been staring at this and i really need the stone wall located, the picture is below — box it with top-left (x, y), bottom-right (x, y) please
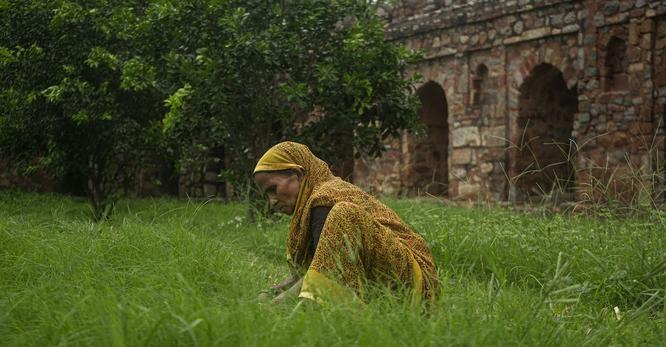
top-left (354, 0), bottom-right (666, 203)
top-left (0, 161), bottom-right (56, 193)
top-left (177, 155), bottom-right (228, 200)
top-left (353, 137), bottom-right (404, 195)
top-left (0, 157), bottom-right (212, 199)
top-left (656, 18), bottom-right (666, 199)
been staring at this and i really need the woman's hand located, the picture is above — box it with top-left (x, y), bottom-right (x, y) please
top-left (271, 274), bottom-right (299, 292)
top-left (271, 277), bottom-right (304, 304)
top-left (257, 274), bottom-right (301, 303)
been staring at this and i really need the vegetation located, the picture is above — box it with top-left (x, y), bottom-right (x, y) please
top-left (0, 0), bottom-right (166, 219)
top-left (158, 0), bottom-right (421, 180)
top-left (1, 190), bottom-right (664, 346)
top-left (0, 0), bottom-right (421, 219)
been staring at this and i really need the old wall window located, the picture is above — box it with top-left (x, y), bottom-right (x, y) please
top-left (472, 64), bottom-right (488, 106)
top-left (605, 36), bottom-right (628, 91)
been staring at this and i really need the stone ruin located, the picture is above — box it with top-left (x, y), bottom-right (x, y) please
top-left (353, 0), bottom-right (666, 204)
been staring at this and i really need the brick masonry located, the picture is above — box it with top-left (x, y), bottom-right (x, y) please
top-left (354, 0), bottom-right (666, 203)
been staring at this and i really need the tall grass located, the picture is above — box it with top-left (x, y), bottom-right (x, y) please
top-left (1, 190), bottom-right (664, 346)
top-left (500, 120), bottom-right (666, 214)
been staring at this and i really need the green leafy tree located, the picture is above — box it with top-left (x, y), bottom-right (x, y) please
top-left (1, 0), bottom-right (421, 218)
top-left (159, 0), bottom-right (421, 190)
top-left (0, 0), bottom-right (165, 219)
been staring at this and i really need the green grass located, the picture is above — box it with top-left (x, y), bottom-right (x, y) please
top-left (1, 190), bottom-right (664, 346)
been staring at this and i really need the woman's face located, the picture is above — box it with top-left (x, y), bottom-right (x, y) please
top-left (254, 171), bottom-right (302, 215)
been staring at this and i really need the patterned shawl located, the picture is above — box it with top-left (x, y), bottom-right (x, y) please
top-left (254, 141), bottom-right (439, 295)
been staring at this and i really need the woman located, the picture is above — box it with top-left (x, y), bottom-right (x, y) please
top-left (254, 141), bottom-right (439, 304)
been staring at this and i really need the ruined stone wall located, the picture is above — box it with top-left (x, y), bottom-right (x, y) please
top-left (0, 157), bottom-right (209, 199)
top-left (355, 0), bottom-right (666, 203)
top-left (0, 161), bottom-right (56, 193)
top-left (353, 137), bottom-right (404, 195)
top-left (575, 1), bottom-right (665, 204)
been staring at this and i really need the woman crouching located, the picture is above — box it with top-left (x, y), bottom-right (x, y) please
top-left (254, 141), bottom-right (439, 304)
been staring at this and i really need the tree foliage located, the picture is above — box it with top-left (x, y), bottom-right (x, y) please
top-left (1, 0), bottom-right (421, 218)
top-left (1, 0), bottom-right (166, 219)
top-left (159, 0), bottom-right (421, 185)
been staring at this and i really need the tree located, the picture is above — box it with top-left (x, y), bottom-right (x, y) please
top-left (159, 0), bottom-right (421, 191)
top-left (1, 0), bottom-right (421, 218)
top-left (0, 0), bottom-right (165, 219)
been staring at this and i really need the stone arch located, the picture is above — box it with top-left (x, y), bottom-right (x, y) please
top-left (404, 80), bottom-right (449, 195)
top-left (604, 36), bottom-right (628, 91)
top-left (512, 63), bottom-right (577, 202)
top-left (514, 52), bottom-right (578, 90)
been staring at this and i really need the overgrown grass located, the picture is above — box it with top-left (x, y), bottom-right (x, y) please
top-left (1, 190), bottom-right (664, 346)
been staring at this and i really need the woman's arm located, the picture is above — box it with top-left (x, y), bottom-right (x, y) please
top-left (257, 274), bottom-right (300, 303)
top-left (271, 277), bottom-right (304, 304)
top-left (259, 206), bottom-right (330, 303)
top-left (271, 274), bottom-right (299, 292)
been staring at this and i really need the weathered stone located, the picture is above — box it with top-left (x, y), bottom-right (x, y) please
top-left (629, 62), bottom-right (644, 73)
top-left (470, 34), bottom-right (479, 45)
top-left (607, 150), bottom-right (627, 163)
top-left (451, 148), bottom-right (473, 165)
top-left (577, 9), bottom-right (588, 21)
top-left (629, 23), bottom-right (640, 45)
top-left (641, 34), bottom-right (652, 49)
top-left (458, 183), bottom-right (481, 197)
top-left (450, 167), bottom-right (467, 180)
top-left (596, 123), bottom-right (607, 132)
top-left (584, 34), bottom-right (597, 45)
top-left (481, 126), bottom-right (506, 147)
top-left (562, 24), bottom-right (580, 34)
top-left (513, 20), bottom-right (524, 35)
top-left (594, 12), bottom-right (605, 26)
top-left (607, 13), bottom-right (629, 25)
top-left (585, 67), bottom-right (599, 77)
top-left (521, 28), bottom-right (551, 41)
top-left (533, 17), bottom-right (545, 28)
top-left (586, 80), bottom-right (600, 91)
top-left (452, 126), bottom-right (480, 147)
top-left (603, 1), bottom-right (620, 16)
top-left (550, 14), bottom-right (563, 26)
top-left (480, 162), bottom-right (494, 174)
top-left (656, 38), bottom-right (666, 50)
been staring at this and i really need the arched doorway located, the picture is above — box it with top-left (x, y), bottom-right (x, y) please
top-left (514, 63), bottom-right (577, 202)
top-left (405, 81), bottom-right (449, 195)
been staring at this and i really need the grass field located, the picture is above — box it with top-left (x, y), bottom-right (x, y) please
top-left (1, 190), bottom-right (665, 346)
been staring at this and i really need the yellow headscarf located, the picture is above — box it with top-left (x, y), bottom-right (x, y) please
top-left (253, 146), bottom-right (306, 174)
